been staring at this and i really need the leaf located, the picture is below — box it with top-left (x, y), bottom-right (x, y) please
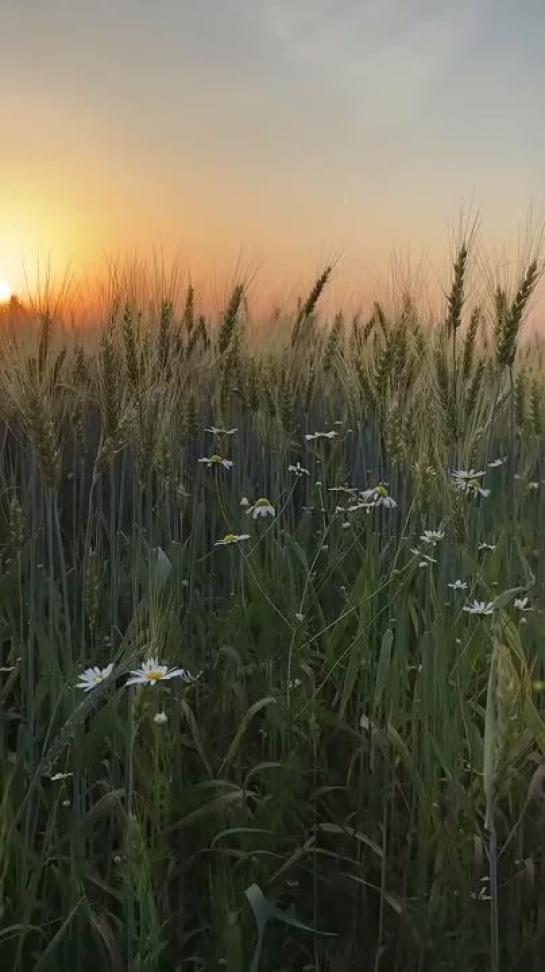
top-left (317, 821), bottom-right (383, 859)
top-left (374, 628), bottom-right (394, 712)
top-left (244, 883), bottom-right (336, 972)
top-left (153, 546), bottom-right (172, 589)
top-left (219, 697), bottom-right (277, 774)
top-left (168, 788), bottom-right (250, 830)
top-left (483, 648), bottom-right (497, 831)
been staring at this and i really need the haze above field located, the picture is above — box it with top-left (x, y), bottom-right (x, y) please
top-left (1, 0), bottom-right (545, 307)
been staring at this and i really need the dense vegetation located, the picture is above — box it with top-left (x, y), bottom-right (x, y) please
top-left (2, 245), bottom-right (545, 970)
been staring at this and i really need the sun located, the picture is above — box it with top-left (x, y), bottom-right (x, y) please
top-left (0, 280), bottom-right (12, 304)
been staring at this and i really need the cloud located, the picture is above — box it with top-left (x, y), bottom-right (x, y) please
top-left (260, 0), bottom-right (489, 125)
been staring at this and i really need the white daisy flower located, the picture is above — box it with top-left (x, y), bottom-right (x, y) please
top-left (453, 477), bottom-right (491, 498)
top-left (204, 426), bottom-right (238, 437)
top-left (77, 662), bottom-right (114, 692)
top-left (488, 457), bottom-right (506, 468)
top-left (240, 496), bottom-right (249, 507)
top-left (126, 657), bottom-right (199, 687)
top-left (478, 542), bottom-right (496, 552)
top-left (359, 484), bottom-right (397, 509)
top-left (514, 597), bottom-right (532, 612)
top-left (463, 601), bottom-right (495, 616)
top-left (214, 533), bottom-right (250, 546)
top-left (328, 486), bottom-right (358, 496)
top-left (528, 481), bottom-right (540, 491)
top-left (452, 468), bottom-right (486, 482)
top-left (198, 455), bottom-right (233, 470)
top-left (153, 711), bottom-right (168, 724)
top-left (420, 529), bottom-right (445, 546)
top-left (50, 772), bottom-right (73, 782)
top-left (448, 579), bottom-right (468, 591)
top-left (246, 498), bottom-right (275, 519)
top-left (288, 462), bottom-right (310, 477)
top-left (305, 430), bottom-right (338, 441)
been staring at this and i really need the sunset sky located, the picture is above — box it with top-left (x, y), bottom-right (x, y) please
top-left (1, 0), bottom-right (545, 306)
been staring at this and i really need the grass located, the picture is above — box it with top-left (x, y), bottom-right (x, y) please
top-left (1, 243), bottom-right (545, 970)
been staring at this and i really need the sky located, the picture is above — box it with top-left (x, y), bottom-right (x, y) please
top-left (1, 0), bottom-right (545, 308)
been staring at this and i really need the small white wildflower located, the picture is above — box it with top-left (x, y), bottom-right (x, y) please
top-left (198, 455), bottom-right (233, 470)
top-left (214, 533), bottom-right (250, 546)
top-left (463, 601), bottom-right (495, 616)
top-left (126, 658), bottom-right (199, 687)
top-left (488, 457), bottom-right (506, 468)
top-left (77, 663), bottom-right (114, 692)
top-left (305, 430), bottom-right (338, 441)
top-left (50, 772), bottom-right (73, 782)
top-left (0, 665), bottom-right (17, 673)
top-left (328, 486), bottom-right (357, 496)
top-left (288, 462), bottom-right (310, 477)
top-left (420, 529), bottom-right (445, 546)
top-left (452, 468), bottom-right (486, 482)
top-left (204, 426), bottom-right (238, 437)
top-left (478, 542), bottom-right (496, 552)
top-left (528, 481), bottom-right (540, 491)
top-left (62, 799), bottom-right (70, 807)
top-left (153, 711), bottom-right (168, 724)
top-left (448, 579), bottom-right (468, 591)
top-left (514, 597), bottom-right (532, 612)
top-left (359, 484), bottom-right (397, 509)
top-left (295, 612), bottom-right (305, 622)
top-left (246, 498), bottom-right (275, 519)
top-left (240, 496), bottom-right (249, 507)
top-left (289, 678), bottom-right (302, 689)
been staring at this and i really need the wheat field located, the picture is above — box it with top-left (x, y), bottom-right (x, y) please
top-left (1, 244), bottom-right (545, 970)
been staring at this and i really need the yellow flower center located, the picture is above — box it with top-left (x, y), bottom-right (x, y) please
top-left (223, 534), bottom-right (238, 543)
top-left (468, 479), bottom-right (480, 490)
top-left (146, 670), bottom-right (165, 682)
top-left (376, 484), bottom-right (388, 497)
top-left (255, 497), bottom-right (271, 507)
top-left (210, 454), bottom-right (223, 463)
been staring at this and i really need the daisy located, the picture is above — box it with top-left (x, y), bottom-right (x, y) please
top-left (528, 481), bottom-right (540, 491)
top-left (453, 477), bottom-right (491, 498)
top-left (448, 579), bottom-right (468, 591)
top-left (246, 498), bottom-right (275, 519)
top-left (153, 711), bottom-right (168, 724)
top-left (288, 462), bottom-right (310, 477)
top-left (77, 663), bottom-right (114, 692)
top-left (514, 597), bottom-right (533, 612)
top-left (478, 542), bottom-right (496, 552)
top-left (198, 455), bottom-right (233, 470)
top-left (126, 657), bottom-right (198, 687)
top-left (305, 430), bottom-right (338, 441)
top-left (204, 426), bottom-right (238, 437)
top-left (240, 496), bottom-right (249, 507)
top-left (359, 484), bottom-right (398, 509)
top-left (488, 457), bottom-right (506, 468)
top-left (214, 533), bottom-right (250, 546)
top-left (452, 468), bottom-right (486, 482)
top-left (463, 601), bottom-right (495, 616)
top-left (420, 529), bottom-right (445, 546)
